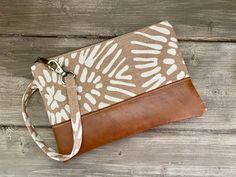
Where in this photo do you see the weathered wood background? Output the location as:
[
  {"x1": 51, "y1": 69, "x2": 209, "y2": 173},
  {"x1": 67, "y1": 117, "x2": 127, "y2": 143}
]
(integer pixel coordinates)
[{"x1": 0, "y1": 0, "x2": 236, "y2": 176}]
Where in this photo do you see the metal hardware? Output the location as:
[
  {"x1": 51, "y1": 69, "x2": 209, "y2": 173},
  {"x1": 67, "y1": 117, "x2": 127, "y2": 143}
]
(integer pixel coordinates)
[
  {"x1": 47, "y1": 60, "x2": 67, "y2": 77},
  {"x1": 35, "y1": 57, "x2": 75, "y2": 84},
  {"x1": 48, "y1": 60, "x2": 75, "y2": 84}
]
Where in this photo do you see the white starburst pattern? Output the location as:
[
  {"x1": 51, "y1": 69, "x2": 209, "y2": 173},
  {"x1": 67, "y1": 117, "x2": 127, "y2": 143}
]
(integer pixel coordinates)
[
  {"x1": 130, "y1": 23, "x2": 171, "y2": 91},
  {"x1": 45, "y1": 86, "x2": 65, "y2": 110},
  {"x1": 70, "y1": 40, "x2": 136, "y2": 112},
  {"x1": 131, "y1": 21, "x2": 188, "y2": 91},
  {"x1": 30, "y1": 21, "x2": 190, "y2": 126},
  {"x1": 163, "y1": 37, "x2": 189, "y2": 82},
  {"x1": 34, "y1": 69, "x2": 70, "y2": 125}
]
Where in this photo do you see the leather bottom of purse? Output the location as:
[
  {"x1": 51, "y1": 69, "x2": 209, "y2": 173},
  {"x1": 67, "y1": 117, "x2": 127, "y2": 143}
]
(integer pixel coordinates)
[{"x1": 52, "y1": 77, "x2": 207, "y2": 156}]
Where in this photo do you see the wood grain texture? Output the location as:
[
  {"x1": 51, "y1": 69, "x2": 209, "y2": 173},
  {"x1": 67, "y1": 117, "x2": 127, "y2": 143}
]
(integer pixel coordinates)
[
  {"x1": 0, "y1": 0, "x2": 235, "y2": 40},
  {"x1": 0, "y1": 0, "x2": 236, "y2": 176},
  {"x1": 1, "y1": 127, "x2": 236, "y2": 177},
  {"x1": 0, "y1": 38, "x2": 235, "y2": 131}
]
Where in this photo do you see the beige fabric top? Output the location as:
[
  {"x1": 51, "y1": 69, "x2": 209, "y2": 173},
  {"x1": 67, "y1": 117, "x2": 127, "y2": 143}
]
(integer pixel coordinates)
[{"x1": 31, "y1": 21, "x2": 189, "y2": 125}]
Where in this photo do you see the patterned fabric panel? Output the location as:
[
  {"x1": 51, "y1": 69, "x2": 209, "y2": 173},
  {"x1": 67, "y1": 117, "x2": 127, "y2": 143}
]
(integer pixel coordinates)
[{"x1": 31, "y1": 21, "x2": 189, "y2": 125}]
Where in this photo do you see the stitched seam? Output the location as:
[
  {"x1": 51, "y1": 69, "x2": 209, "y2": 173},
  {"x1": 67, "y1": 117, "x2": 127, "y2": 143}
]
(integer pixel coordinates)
[{"x1": 52, "y1": 77, "x2": 190, "y2": 128}]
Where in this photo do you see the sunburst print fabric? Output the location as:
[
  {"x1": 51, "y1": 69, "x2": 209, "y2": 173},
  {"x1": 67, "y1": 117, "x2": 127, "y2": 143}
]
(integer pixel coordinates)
[{"x1": 31, "y1": 21, "x2": 189, "y2": 125}]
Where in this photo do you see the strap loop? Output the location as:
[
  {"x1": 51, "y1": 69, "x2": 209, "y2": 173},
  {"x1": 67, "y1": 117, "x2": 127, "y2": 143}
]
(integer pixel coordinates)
[{"x1": 21, "y1": 74, "x2": 82, "y2": 161}]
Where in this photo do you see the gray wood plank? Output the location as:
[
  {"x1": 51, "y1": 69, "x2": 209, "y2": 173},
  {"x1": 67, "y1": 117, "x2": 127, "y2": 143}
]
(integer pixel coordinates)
[
  {"x1": 0, "y1": 37, "x2": 236, "y2": 131},
  {"x1": 0, "y1": 0, "x2": 235, "y2": 176},
  {"x1": 0, "y1": 0, "x2": 235, "y2": 40},
  {"x1": 0, "y1": 127, "x2": 236, "y2": 177}
]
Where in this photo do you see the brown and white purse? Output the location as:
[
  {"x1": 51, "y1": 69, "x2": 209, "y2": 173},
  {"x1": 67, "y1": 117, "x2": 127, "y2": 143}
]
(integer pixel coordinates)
[{"x1": 22, "y1": 21, "x2": 207, "y2": 161}]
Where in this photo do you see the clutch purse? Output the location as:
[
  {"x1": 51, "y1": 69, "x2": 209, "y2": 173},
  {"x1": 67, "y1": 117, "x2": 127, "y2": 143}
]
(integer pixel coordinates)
[{"x1": 22, "y1": 21, "x2": 207, "y2": 161}]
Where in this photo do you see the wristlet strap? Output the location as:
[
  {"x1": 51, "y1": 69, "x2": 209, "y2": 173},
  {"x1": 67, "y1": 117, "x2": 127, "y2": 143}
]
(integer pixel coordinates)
[{"x1": 21, "y1": 74, "x2": 82, "y2": 161}]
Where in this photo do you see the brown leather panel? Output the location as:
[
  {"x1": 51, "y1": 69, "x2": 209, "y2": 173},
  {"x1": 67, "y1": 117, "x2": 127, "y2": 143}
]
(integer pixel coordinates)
[{"x1": 52, "y1": 78, "x2": 206, "y2": 155}]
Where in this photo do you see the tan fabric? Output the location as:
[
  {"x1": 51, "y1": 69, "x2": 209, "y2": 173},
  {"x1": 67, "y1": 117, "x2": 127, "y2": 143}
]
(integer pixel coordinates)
[
  {"x1": 31, "y1": 21, "x2": 189, "y2": 125},
  {"x1": 21, "y1": 75, "x2": 83, "y2": 161},
  {"x1": 52, "y1": 78, "x2": 207, "y2": 155}
]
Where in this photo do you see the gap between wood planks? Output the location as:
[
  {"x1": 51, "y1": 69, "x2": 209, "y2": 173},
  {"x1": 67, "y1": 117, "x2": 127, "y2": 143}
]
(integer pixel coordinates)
[
  {"x1": 1, "y1": 35, "x2": 235, "y2": 133},
  {"x1": 1, "y1": 124, "x2": 236, "y2": 135},
  {"x1": 0, "y1": 34, "x2": 235, "y2": 42}
]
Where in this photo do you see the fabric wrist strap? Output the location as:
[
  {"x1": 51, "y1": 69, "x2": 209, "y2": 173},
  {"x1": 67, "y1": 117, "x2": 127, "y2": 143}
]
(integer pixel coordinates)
[{"x1": 21, "y1": 74, "x2": 82, "y2": 161}]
